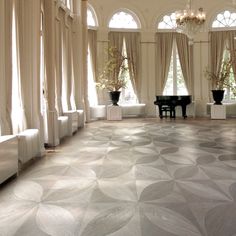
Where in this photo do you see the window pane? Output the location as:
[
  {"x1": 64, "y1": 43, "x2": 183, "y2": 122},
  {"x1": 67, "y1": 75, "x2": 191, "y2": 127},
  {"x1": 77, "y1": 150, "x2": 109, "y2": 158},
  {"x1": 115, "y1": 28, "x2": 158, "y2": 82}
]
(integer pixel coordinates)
[
  {"x1": 87, "y1": 9, "x2": 96, "y2": 27},
  {"x1": 163, "y1": 43, "x2": 188, "y2": 95},
  {"x1": 67, "y1": 0, "x2": 71, "y2": 10},
  {"x1": 212, "y1": 10, "x2": 236, "y2": 28},
  {"x1": 109, "y1": 11, "x2": 138, "y2": 29},
  {"x1": 158, "y1": 13, "x2": 177, "y2": 29},
  {"x1": 119, "y1": 40, "x2": 138, "y2": 104}
]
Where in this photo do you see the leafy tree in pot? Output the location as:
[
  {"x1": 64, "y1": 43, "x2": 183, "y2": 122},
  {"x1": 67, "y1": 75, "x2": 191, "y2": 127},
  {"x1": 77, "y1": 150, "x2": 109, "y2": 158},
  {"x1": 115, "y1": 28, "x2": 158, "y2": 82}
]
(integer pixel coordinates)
[
  {"x1": 96, "y1": 46, "x2": 128, "y2": 92},
  {"x1": 204, "y1": 55, "x2": 236, "y2": 104}
]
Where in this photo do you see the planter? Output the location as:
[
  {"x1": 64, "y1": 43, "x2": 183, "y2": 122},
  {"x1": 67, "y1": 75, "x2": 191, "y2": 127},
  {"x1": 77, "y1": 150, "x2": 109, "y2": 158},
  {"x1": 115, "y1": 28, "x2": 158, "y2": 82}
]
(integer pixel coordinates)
[
  {"x1": 109, "y1": 91, "x2": 121, "y2": 106},
  {"x1": 212, "y1": 90, "x2": 225, "y2": 105}
]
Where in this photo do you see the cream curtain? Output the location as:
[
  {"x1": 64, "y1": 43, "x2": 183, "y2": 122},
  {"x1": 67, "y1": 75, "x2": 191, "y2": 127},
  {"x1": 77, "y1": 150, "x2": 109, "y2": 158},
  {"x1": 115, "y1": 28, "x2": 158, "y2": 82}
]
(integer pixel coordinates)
[
  {"x1": 88, "y1": 29, "x2": 99, "y2": 104},
  {"x1": 12, "y1": 0, "x2": 28, "y2": 134},
  {"x1": 175, "y1": 33, "x2": 193, "y2": 95},
  {"x1": 66, "y1": 16, "x2": 74, "y2": 110},
  {"x1": 156, "y1": 32, "x2": 174, "y2": 94},
  {"x1": 43, "y1": 0, "x2": 59, "y2": 146},
  {"x1": 123, "y1": 32, "x2": 141, "y2": 102},
  {"x1": 210, "y1": 31, "x2": 227, "y2": 89},
  {"x1": 108, "y1": 31, "x2": 124, "y2": 52},
  {"x1": 71, "y1": 15, "x2": 82, "y2": 110},
  {"x1": 227, "y1": 31, "x2": 236, "y2": 83},
  {"x1": 88, "y1": 29, "x2": 97, "y2": 82},
  {"x1": 0, "y1": 0, "x2": 13, "y2": 135},
  {"x1": 15, "y1": 0, "x2": 44, "y2": 152},
  {"x1": 61, "y1": 11, "x2": 69, "y2": 111},
  {"x1": 69, "y1": 18, "x2": 76, "y2": 110},
  {"x1": 108, "y1": 32, "x2": 124, "y2": 82},
  {"x1": 0, "y1": 0, "x2": 5, "y2": 135},
  {"x1": 55, "y1": 9, "x2": 63, "y2": 115},
  {"x1": 60, "y1": 14, "x2": 75, "y2": 111}
]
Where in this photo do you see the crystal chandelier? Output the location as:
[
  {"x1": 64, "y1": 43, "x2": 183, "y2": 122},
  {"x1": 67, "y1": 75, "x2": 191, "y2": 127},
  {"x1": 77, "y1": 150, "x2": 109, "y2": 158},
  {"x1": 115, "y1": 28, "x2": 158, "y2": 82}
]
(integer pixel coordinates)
[{"x1": 175, "y1": 0, "x2": 206, "y2": 44}]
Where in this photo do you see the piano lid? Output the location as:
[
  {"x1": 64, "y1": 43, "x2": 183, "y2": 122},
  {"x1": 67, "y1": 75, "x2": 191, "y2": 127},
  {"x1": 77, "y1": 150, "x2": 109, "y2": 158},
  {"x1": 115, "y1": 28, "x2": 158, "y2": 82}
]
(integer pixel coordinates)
[{"x1": 155, "y1": 95, "x2": 191, "y2": 101}]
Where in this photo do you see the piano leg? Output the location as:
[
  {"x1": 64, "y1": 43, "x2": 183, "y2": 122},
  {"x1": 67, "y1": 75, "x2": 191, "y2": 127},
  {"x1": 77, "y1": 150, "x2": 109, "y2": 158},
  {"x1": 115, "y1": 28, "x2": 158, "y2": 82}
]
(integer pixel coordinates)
[
  {"x1": 170, "y1": 106, "x2": 176, "y2": 119},
  {"x1": 158, "y1": 105, "x2": 163, "y2": 119},
  {"x1": 182, "y1": 105, "x2": 187, "y2": 118}
]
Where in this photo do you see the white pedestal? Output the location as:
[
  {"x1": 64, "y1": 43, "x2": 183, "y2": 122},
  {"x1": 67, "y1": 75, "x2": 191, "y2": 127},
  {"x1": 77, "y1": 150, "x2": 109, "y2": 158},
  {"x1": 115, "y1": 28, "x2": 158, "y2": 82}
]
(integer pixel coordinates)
[
  {"x1": 90, "y1": 105, "x2": 106, "y2": 119},
  {"x1": 107, "y1": 105, "x2": 122, "y2": 120},
  {"x1": 211, "y1": 105, "x2": 226, "y2": 119},
  {"x1": 0, "y1": 135, "x2": 18, "y2": 184}
]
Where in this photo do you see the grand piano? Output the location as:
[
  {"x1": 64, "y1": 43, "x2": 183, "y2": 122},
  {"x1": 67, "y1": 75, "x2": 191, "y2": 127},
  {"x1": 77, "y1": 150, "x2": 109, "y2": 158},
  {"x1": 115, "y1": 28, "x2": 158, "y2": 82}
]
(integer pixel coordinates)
[{"x1": 154, "y1": 95, "x2": 192, "y2": 119}]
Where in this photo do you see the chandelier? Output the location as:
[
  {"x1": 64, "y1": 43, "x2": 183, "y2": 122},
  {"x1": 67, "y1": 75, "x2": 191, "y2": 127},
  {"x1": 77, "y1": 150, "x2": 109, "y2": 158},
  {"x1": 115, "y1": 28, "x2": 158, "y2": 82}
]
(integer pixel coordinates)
[{"x1": 175, "y1": 0, "x2": 206, "y2": 44}]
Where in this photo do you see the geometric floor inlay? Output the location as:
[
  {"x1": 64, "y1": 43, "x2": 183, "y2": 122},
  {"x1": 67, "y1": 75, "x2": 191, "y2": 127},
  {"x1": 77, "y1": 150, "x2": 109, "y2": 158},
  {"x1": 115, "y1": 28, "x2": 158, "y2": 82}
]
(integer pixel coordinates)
[{"x1": 0, "y1": 118, "x2": 235, "y2": 236}]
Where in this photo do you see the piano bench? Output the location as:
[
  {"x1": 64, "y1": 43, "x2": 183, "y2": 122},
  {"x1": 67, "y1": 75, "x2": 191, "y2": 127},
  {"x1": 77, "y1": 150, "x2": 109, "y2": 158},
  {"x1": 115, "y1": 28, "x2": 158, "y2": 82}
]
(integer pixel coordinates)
[
  {"x1": 161, "y1": 106, "x2": 170, "y2": 117},
  {"x1": 161, "y1": 105, "x2": 175, "y2": 118}
]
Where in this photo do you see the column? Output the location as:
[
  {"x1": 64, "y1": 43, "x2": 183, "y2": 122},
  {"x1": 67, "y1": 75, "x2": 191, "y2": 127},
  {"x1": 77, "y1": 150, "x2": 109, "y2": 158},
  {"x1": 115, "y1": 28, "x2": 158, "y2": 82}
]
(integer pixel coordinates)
[{"x1": 140, "y1": 31, "x2": 156, "y2": 116}]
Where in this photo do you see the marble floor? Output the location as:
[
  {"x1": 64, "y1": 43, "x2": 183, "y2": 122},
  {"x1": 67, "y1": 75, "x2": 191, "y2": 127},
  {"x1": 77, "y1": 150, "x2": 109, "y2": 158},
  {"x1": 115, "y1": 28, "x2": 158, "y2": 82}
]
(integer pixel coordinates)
[{"x1": 0, "y1": 118, "x2": 236, "y2": 236}]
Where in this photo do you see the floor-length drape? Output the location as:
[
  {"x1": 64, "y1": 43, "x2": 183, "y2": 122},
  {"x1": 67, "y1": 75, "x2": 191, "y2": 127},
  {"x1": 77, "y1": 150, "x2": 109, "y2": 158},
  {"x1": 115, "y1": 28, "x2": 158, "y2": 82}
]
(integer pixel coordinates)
[
  {"x1": 175, "y1": 33, "x2": 193, "y2": 95},
  {"x1": 55, "y1": 9, "x2": 63, "y2": 115},
  {"x1": 15, "y1": 0, "x2": 44, "y2": 153},
  {"x1": 108, "y1": 32, "x2": 124, "y2": 82},
  {"x1": 88, "y1": 29, "x2": 97, "y2": 82},
  {"x1": 0, "y1": 0, "x2": 6, "y2": 135},
  {"x1": 66, "y1": 16, "x2": 74, "y2": 110},
  {"x1": 210, "y1": 31, "x2": 227, "y2": 89},
  {"x1": 0, "y1": 0, "x2": 13, "y2": 135},
  {"x1": 71, "y1": 13, "x2": 82, "y2": 111},
  {"x1": 156, "y1": 32, "x2": 174, "y2": 94},
  {"x1": 88, "y1": 29, "x2": 98, "y2": 103},
  {"x1": 12, "y1": 0, "x2": 27, "y2": 134},
  {"x1": 123, "y1": 32, "x2": 141, "y2": 102},
  {"x1": 59, "y1": 12, "x2": 75, "y2": 112},
  {"x1": 227, "y1": 31, "x2": 236, "y2": 84},
  {"x1": 61, "y1": 10, "x2": 69, "y2": 111},
  {"x1": 69, "y1": 18, "x2": 76, "y2": 110},
  {"x1": 43, "y1": 0, "x2": 59, "y2": 146}
]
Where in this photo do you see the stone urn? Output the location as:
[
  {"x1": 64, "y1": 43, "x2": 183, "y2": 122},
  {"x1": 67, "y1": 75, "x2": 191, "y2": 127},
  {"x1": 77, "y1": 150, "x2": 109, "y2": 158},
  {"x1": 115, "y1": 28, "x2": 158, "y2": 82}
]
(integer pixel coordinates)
[
  {"x1": 212, "y1": 90, "x2": 225, "y2": 105},
  {"x1": 109, "y1": 91, "x2": 121, "y2": 106}
]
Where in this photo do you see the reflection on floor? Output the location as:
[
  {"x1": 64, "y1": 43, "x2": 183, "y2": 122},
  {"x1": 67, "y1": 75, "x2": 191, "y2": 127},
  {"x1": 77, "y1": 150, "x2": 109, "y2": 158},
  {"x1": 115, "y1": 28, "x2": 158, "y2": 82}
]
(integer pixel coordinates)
[{"x1": 0, "y1": 118, "x2": 236, "y2": 236}]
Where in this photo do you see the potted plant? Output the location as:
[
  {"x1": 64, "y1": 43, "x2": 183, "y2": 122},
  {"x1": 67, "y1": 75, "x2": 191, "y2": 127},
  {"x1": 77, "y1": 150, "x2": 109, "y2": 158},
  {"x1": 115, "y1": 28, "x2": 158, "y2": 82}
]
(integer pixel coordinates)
[
  {"x1": 204, "y1": 57, "x2": 236, "y2": 104},
  {"x1": 96, "y1": 46, "x2": 128, "y2": 106}
]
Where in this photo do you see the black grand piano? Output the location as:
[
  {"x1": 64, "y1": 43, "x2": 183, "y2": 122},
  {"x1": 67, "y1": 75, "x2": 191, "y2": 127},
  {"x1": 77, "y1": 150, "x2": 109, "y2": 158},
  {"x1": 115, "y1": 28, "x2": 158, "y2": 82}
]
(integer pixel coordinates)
[{"x1": 154, "y1": 95, "x2": 192, "y2": 119}]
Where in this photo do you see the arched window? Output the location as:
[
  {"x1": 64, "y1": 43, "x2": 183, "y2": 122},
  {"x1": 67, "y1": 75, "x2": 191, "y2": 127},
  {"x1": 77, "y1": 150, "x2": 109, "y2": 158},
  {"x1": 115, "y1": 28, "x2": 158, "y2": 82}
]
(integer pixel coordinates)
[
  {"x1": 211, "y1": 10, "x2": 236, "y2": 100},
  {"x1": 158, "y1": 13, "x2": 177, "y2": 29},
  {"x1": 212, "y1": 10, "x2": 236, "y2": 28},
  {"x1": 158, "y1": 13, "x2": 188, "y2": 95},
  {"x1": 109, "y1": 11, "x2": 139, "y2": 29},
  {"x1": 87, "y1": 6, "x2": 98, "y2": 27},
  {"x1": 107, "y1": 10, "x2": 140, "y2": 104}
]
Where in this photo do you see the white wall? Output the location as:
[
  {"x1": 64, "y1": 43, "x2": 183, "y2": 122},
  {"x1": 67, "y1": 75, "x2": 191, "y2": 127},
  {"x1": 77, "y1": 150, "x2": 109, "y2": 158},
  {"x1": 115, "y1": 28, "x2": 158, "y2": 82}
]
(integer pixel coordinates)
[{"x1": 88, "y1": 0, "x2": 235, "y2": 117}]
